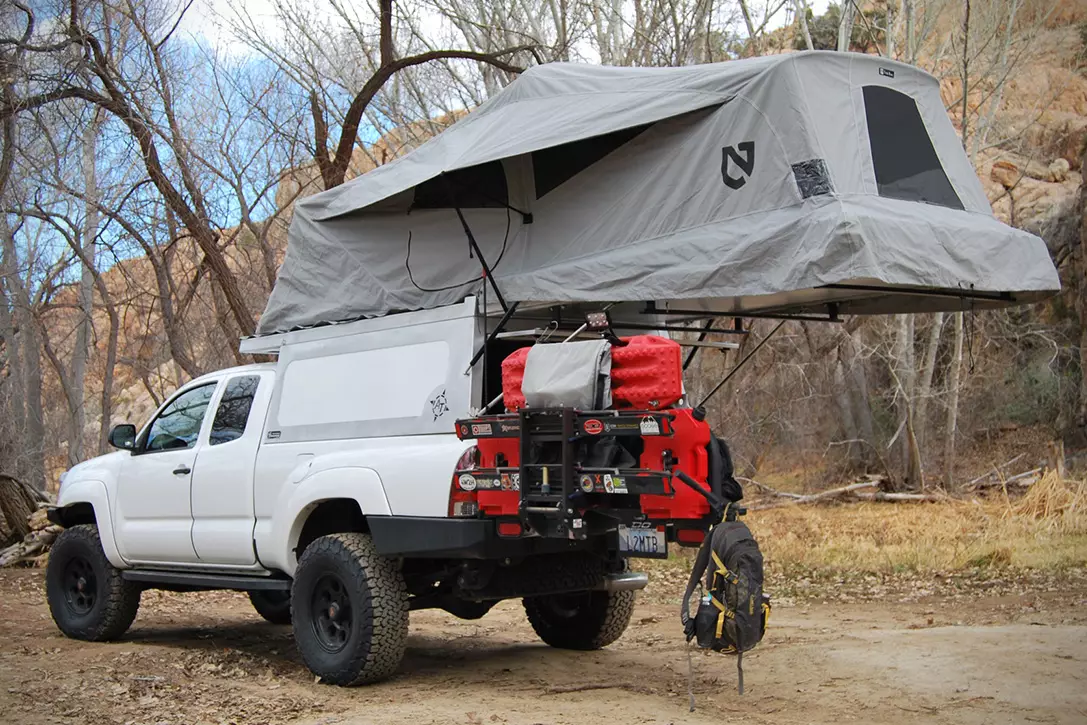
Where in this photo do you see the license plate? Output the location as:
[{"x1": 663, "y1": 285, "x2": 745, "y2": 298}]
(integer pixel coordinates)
[{"x1": 618, "y1": 524, "x2": 667, "y2": 559}]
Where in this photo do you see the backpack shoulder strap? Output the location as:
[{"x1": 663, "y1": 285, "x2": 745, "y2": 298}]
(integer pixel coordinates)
[{"x1": 680, "y1": 527, "x2": 714, "y2": 624}]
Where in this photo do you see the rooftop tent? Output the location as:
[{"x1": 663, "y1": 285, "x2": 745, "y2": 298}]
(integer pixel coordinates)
[{"x1": 256, "y1": 52, "x2": 1060, "y2": 336}]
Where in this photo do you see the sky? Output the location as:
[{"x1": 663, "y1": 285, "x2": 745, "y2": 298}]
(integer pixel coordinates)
[{"x1": 181, "y1": 0, "x2": 835, "y2": 60}]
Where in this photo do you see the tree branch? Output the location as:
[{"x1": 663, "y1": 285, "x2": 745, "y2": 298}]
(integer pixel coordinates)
[{"x1": 327, "y1": 45, "x2": 531, "y2": 188}]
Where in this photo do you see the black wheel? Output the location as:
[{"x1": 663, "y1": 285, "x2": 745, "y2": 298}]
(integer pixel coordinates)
[
  {"x1": 524, "y1": 588, "x2": 635, "y2": 650},
  {"x1": 46, "y1": 524, "x2": 141, "y2": 641},
  {"x1": 249, "y1": 589, "x2": 292, "y2": 624},
  {"x1": 291, "y1": 533, "x2": 408, "y2": 686}
]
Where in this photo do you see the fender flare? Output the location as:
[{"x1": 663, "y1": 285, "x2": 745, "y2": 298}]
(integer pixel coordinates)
[
  {"x1": 54, "y1": 479, "x2": 126, "y2": 568},
  {"x1": 265, "y1": 467, "x2": 391, "y2": 576}
]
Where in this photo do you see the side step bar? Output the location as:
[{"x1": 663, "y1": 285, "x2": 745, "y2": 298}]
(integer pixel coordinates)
[{"x1": 122, "y1": 569, "x2": 291, "y2": 592}]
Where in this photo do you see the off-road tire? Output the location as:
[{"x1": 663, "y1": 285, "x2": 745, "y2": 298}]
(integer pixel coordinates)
[
  {"x1": 249, "y1": 589, "x2": 292, "y2": 624},
  {"x1": 292, "y1": 533, "x2": 408, "y2": 686},
  {"x1": 523, "y1": 588, "x2": 636, "y2": 650},
  {"x1": 45, "y1": 524, "x2": 141, "y2": 641}
]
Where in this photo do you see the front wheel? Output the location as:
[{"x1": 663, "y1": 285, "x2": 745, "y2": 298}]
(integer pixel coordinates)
[
  {"x1": 291, "y1": 533, "x2": 408, "y2": 685},
  {"x1": 46, "y1": 524, "x2": 141, "y2": 641},
  {"x1": 523, "y1": 588, "x2": 635, "y2": 650}
]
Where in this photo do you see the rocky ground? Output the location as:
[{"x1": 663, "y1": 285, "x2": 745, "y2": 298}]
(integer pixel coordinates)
[{"x1": 1, "y1": 567, "x2": 1085, "y2": 725}]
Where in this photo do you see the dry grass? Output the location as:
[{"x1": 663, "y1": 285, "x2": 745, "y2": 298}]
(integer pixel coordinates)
[
  {"x1": 748, "y1": 473, "x2": 1087, "y2": 574},
  {"x1": 644, "y1": 474, "x2": 1087, "y2": 589}
]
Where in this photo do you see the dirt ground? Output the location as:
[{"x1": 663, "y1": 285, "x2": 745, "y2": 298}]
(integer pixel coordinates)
[{"x1": 1, "y1": 568, "x2": 1085, "y2": 725}]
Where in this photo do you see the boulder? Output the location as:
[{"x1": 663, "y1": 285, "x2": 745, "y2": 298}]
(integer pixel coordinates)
[{"x1": 990, "y1": 160, "x2": 1020, "y2": 188}]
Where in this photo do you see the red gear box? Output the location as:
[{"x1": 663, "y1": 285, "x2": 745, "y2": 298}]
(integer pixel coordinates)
[{"x1": 500, "y1": 335, "x2": 683, "y2": 412}]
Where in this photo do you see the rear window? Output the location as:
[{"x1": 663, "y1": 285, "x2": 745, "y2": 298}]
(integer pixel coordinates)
[
  {"x1": 211, "y1": 375, "x2": 260, "y2": 445},
  {"x1": 862, "y1": 85, "x2": 963, "y2": 210}
]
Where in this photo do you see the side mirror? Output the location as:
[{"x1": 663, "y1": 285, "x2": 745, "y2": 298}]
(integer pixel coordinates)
[{"x1": 108, "y1": 424, "x2": 138, "y2": 450}]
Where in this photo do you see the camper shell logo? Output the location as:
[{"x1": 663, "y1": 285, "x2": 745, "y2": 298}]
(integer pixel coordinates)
[{"x1": 722, "y1": 141, "x2": 755, "y2": 189}]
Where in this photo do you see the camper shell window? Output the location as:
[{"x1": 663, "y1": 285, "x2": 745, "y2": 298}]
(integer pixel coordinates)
[{"x1": 862, "y1": 85, "x2": 964, "y2": 210}]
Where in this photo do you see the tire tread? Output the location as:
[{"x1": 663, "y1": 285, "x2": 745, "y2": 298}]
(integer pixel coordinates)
[
  {"x1": 293, "y1": 532, "x2": 408, "y2": 685},
  {"x1": 46, "y1": 524, "x2": 140, "y2": 641}
]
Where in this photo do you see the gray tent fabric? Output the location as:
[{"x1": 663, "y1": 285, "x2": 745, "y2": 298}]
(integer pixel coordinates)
[{"x1": 257, "y1": 52, "x2": 1060, "y2": 335}]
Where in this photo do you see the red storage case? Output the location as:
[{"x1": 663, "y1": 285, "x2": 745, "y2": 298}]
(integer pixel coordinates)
[
  {"x1": 500, "y1": 335, "x2": 683, "y2": 412},
  {"x1": 611, "y1": 335, "x2": 683, "y2": 410},
  {"x1": 501, "y1": 347, "x2": 530, "y2": 411}
]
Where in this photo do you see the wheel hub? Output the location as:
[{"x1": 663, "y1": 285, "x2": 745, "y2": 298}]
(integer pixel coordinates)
[
  {"x1": 63, "y1": 557, "x2": 97, "y2": 616},
  {"x1": 312, "y1": 574, "x2": 352, "y2": 653}
]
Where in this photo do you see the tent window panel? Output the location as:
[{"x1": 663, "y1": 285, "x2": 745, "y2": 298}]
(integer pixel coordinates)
[
  {"x1": 413, "y1": 161, "x2": 508, "y2": 208},
  {"x1": 862, "y1": 85, "x2": 964, "y2": 210},
  {"x1": 532, "y1": 124, "x2": 652, "y2": 199},
  {"x1": 792, "y1": 159, "x2": 834, "y2": 198}
]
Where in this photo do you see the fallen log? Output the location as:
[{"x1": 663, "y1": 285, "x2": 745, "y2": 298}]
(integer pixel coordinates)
[
  {"x1": 748, "y1": 480, "x2": 882, "y2": 511},
  {"x1": 964, "y1": 453, "x2": 1027, "y2": 488},
  {"x1": 851, "y1": 491, "x2": 947, "y2": 503},
  {"x1": 0, "y1": 473, "x2": 45, "y2": 546},
  {"x1": 965, "y1": 468, "x2": 1042, "y2": 491},
  {"x1": 0, "y1": 524, "x2": 61, "y2": 567},
  {"x1": 736, "y1": 477, "x2": 803, "y2": 499}
]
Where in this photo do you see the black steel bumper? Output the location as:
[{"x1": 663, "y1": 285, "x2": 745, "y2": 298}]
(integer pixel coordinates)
[{"x1": 367, "y1": 516, "x2": 611, "y2": 560}]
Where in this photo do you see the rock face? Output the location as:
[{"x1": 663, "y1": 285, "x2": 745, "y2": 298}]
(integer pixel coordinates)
[
  {"x1": 991, "y1": 160, "x2": 1020, "y2": 188},
  {"x1": 1050, "y1": 158, "x2": 1072, "y2": 183}
]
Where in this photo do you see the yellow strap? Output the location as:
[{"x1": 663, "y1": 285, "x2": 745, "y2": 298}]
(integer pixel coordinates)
[
  {"x1": 710, "y1": 550, "x2": 739, "y2": 592},
  {"x1": 710, "y1": 549, "x2": 729, "y2": 576}
]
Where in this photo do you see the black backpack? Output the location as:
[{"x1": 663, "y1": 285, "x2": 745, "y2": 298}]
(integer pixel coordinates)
[{"x1": 681, "y1": 517, "x2": 769, "y2": 694}]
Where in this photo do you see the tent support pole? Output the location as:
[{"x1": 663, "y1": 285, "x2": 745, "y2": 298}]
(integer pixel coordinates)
[
  {"x1": 453, "y1": 205, "x2": 509, "y2": 313},
  {"x1": 683, "y1": 321, "x2": 716, "y2": 370},
  {"x1": 464, "y1": 301, "x2": 520, "y2": 375},
  {"x1": 697, "y1": 320, "x2": 786, "y2": 410}
]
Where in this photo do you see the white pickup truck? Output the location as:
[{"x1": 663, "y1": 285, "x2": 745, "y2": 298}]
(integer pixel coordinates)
[{"x1": 46, "y1": 299, "x2": 728, "y2": 685}]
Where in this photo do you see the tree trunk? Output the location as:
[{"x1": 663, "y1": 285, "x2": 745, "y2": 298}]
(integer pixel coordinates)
[
  {"x1": 837, "y1": 0, "x2": 856, "y2": 51},
  {"x1": 795, "y1": 0, "x2": 814, "y2": 51},
  {"x1": 903, "y1": 0, "x2": 915, "y2": 63},
  {"x1": 0, "y1": 473, "x2": 40, "y2": 547},
  {"x1": 18, "y1": 303, "x2": 45, "y2": 492},
  {"x1": 945, "y1": 311, "x2": 965, "y2": 488},
  {"x1": 98, "y1": 302, "x2": 119, "y2": 455},
  {"x1": 841, "y1": 327, "x2": 877, "y2": 470},
  {"x1": 0, "y1": 215, "x2": 45, "y2": 492},
  {"x1": 833, "y1": 348, "x2": 862, "y2": 463},
  {"x1": 1078, "y1": 145, "x2": 1087, "y2": 428},
  {"x1": 916, "y1": 311, "x2": 944, "y2": 449},
  {"x1": 69, "y1": 110, "x2": 102, "y2": 466}
]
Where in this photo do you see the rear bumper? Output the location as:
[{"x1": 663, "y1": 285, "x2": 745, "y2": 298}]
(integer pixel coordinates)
[{"x1": 368, "y1": 516, "x2": 613, "y2": 560}]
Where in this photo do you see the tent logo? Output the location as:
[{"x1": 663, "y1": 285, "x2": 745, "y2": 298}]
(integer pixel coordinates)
[{"x1": 721, "y1": 142, "x2": 755, "y2": 189}]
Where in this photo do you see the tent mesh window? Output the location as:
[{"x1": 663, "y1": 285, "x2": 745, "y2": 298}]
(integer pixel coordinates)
[
  {"x1": 532, "y1": 124, "x2": 652, "y2": 199},
  {"x1": 413, "y1": 161, "x2": 509, "y2": 208},
  {"x1": 862, "y1": 85, "x2": 964, "y2": 210}
]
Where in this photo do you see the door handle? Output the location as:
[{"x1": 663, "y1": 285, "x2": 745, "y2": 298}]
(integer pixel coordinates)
[{"x1": 173, "y1": 465, "x2": 191, "y2": 475}]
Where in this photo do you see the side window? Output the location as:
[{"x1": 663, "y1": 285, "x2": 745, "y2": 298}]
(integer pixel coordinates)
[
  {"x1": 210, "y1": 375, "x2": 261, "y2": 446},
  {"x1": 145, "y1": 383, "x2": 217, "y2": 452},
  {"x1": 862, "y1": 85, "x2": 964, "y2": 210}
]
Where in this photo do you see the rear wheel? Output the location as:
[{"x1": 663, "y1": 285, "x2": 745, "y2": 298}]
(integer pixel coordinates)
[
  {"x1": 249, "y1": 589, "x2": 292, "y2": 624},
  {"x1": 523, "y1": 588, "x2": 635, "y2": 650},
  {"x1": 291, "y1": 533, "x2": 408, "y2": 685},
  {"x1": 45, "y1": 524, "x2": 141, "y2": 641}
]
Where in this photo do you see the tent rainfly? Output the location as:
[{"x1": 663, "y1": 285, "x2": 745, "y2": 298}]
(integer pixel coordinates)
[{"x1": 256, "y1": 52, "x2": 1061, "y2": 336}]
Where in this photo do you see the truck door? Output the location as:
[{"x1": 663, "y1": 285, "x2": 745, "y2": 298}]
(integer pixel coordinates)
[
  {"x1": 190, "y1": 372, "x2": 271, "y2": 566},
  {"x1": 114, "y1": 381, "x2": 220, "y2": 564}
]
